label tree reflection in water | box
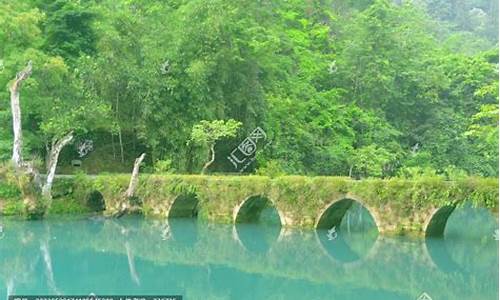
[0,212,497,299]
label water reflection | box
[317,230,378,264]
[426,204,499,275]
[425,237,462,273]
[167,219,199,247]
[232,223,281,254]
[233,199,282,253]
[0,210,497,299]
[125,240,141,286]
[40,228,61,295]
[316,201,379,265]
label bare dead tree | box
[8,61,43,215]
[115,153,146,218]
[125,153,146,198]
[9,61,32,168]
[42,132,74,199]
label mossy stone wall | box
[68,175,499,235]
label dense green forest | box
[0,0,498,178]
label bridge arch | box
[424,203,499,273]
[315,195,380,231]
[167,193,199,218]
[86,190,106,212]
[424,205,456,237]
[232,195,283,253]
[233,195,284,226]
[315,196,379,266]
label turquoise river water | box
[0,204,498,300]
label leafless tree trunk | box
[115,153,146,218]
[125,153,146,198]
[111,133,116,159]
[201,143,215,174]
[115,93,124,163]
[42,132,74,199]
[118,128,125,163]
[9,61,32,168]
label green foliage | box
[348,145,393,178]
[47,197,90,214]
[191,120,242,146]
[153,159,176,174]
[397,166,441,179]
[256,160,286,178]
[0,0,497,178]
[2,200,24,216]
[40,0,97,62]
[443,165,469,180]
[0,182,21,200]
[191,119,242,173]
[423,0,498,50]
[466,104,499,144]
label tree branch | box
[201,143,215,174]
[42,131,74,199]
[10,60,33,92]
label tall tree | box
[191,119,241,174]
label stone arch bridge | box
[64,175,498,236]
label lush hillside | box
[0,0,498,178]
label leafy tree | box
[39,0,97,62]
[0,0,497,179]
[348,145,393,178]
[191,119,241,174]
[0,1,45,161]
[464,104,499,176]
[11,55,111,198]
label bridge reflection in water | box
[316,200,379,265]
[232,195,282,253]
[0,203,497,299]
